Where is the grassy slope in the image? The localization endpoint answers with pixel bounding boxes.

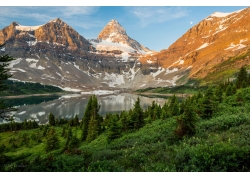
[2,89,250,171]
[200,50,250,85]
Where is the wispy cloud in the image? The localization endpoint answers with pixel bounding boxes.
[126,7,188,27]
[0,6,99,27]
[59,6,99,17]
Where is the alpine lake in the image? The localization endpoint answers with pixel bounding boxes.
[1,93,184,124]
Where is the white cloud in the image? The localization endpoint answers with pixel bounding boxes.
[0,7,99,26]
[127,7,188,27]
[190,21,193,24]
[60,6,99,17]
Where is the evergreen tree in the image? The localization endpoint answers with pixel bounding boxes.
[0,44,16,120]
[107,114,121,142]
[65,127,73,150]
[202,86,217,118]
[131,97,144,129]
[236,66,248,89]
[61,126,66,137]
[68,134,80,153]
[23,119,28,130]
[86,116,99,142]
[45,127,59,152]
[48,113,55,126]
[81,96,93,141]
[226,84,234,96]
[161,102,170,119]
[215,86,224,103]
[73,114,79,126]
[175,104,199,138]
[120,111,130,132]
[169,94,180,116]
[171,102,180,116]
[43,125,49,137]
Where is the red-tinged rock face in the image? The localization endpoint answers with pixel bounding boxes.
[139,7,250,81]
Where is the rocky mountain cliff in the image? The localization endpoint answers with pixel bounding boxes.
[1,7,250,92]
[0,19,162,91]
[139,7,250,85]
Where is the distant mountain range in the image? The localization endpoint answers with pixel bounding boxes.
[0,7,250,91]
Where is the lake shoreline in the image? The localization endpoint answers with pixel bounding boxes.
[1,92,69,99]
[133,92,192,98]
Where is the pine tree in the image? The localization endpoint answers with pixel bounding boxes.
[215,86,223,103]
[169,94,180,116]
[68,134,80,153]
[0,44,16,120]
[81,96,93,141]
[48,113,55,126]
[73,114,79,126]
[45,127,59,153]
[107,114,121,142]
[175,104,199,138]
[86,116,99,142]
[171,102,180,116]
[236,66,248,89]
[161,102,170,119]
[61,126,66,137]
[226,84,233,96]
[120,111,130,132]
[65,127,72,150]
[131,97,144,129]
[202,86,217,118]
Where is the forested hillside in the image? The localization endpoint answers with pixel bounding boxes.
[1,67,250,172]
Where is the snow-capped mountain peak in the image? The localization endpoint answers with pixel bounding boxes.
[89,19,153,61]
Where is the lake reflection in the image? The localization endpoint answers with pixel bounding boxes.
[5,93,168,124]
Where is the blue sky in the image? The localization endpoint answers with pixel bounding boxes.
[0,4,248,51]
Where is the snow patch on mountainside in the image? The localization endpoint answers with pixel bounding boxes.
[11,68,26,72]
[165,68,179,75]
[151,67,165,78]
[27,40,37,46]
[210,12,232,18]
[8,58,22,68]
[91,40,135,53]
[103,72,125,87]
[16,25,42,31]
[196,43,210,50]
[147,60,155,64]
[224,43,246,51]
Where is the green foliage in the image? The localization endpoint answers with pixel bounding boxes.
[2,66,250,172]
[236,66,248,89]
[86,116,99,142]
[175,104,199,138]
[131,97,144,129]
[81,96,93,141]
[0,44,16,120]
[0,80,64,96]
[202,86,218,118]
[48,113,55,126]
[45,128,59,153]
[107,114,121,142]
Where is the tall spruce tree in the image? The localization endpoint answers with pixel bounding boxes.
[86,115,99,142]
[0,44,16,120]
[107,114,121,142]
[45,127,59,152]
[81,96,93,141]
[175,104,199,138]
[131,97,144,129]
[48,113,55,126]
[236,66,248,89]
[202,86,217,118]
